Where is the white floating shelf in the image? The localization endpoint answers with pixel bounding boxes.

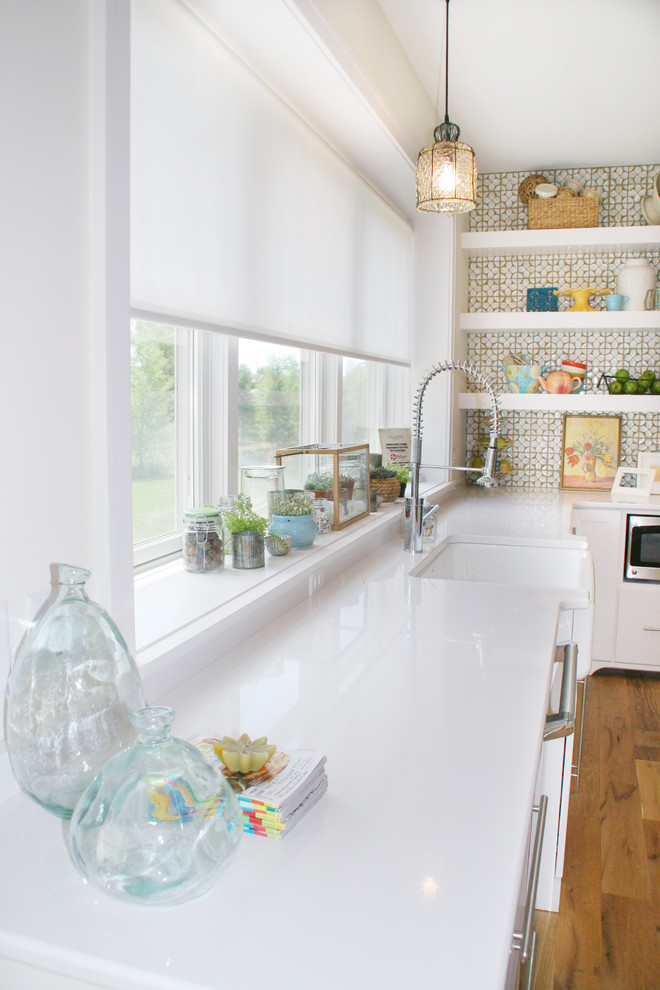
[459,311,660,333]
[461,225,660,258]
[459,393,660,413]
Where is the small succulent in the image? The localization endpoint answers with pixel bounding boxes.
[304,472,334,491]
[370,465,398,480]
[212,733,277,774]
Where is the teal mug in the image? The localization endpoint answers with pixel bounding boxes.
[606,294,627,311]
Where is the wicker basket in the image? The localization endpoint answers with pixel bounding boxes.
[518,174,547,203]
[528,196,599,230]
[370,477,400,502]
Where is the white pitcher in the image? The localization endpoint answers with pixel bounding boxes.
[616,258,656,311]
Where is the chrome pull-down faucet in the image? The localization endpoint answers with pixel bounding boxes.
[404,359,500,552]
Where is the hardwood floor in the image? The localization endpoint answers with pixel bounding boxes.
[533,668,660,990]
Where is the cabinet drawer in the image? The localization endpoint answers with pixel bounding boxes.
[614,584,660,668]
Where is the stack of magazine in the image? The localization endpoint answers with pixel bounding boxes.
[196,740,327,839]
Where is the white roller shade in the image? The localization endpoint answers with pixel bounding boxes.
[131,0,412,365]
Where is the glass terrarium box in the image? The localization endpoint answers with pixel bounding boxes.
[274,444,370,530]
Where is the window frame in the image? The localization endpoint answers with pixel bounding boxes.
[130,314,409,570]
[131,321,193,568]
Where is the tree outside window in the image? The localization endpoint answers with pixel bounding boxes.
[238,343,302,465]
[130,321,177,543]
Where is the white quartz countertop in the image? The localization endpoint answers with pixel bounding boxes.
[0,488,593,990]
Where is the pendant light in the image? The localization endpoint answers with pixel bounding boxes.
[416,0,477,213]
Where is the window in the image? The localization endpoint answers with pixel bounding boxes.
[342,358,368,444]
[342,357,410,452]
[130,320,191,563]
[131,318,410,567]
[238,340,304,466]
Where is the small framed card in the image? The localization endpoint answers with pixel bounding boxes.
[637,452,660,494]
[610,467,654,502]
[379,428,411,465]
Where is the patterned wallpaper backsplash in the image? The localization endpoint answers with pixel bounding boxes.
[469,163,659,232]
[465,162,660,489]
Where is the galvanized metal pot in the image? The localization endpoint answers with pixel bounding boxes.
[231,531,265,569]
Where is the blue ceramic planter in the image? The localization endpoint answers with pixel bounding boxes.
[269,513,317,549]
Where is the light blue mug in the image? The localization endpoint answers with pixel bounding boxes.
[606,294,627,311]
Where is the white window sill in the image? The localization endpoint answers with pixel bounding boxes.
[134,482,455,698]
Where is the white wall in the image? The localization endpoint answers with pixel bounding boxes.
[0,1,93,620]
[0,1,133,735]
[411,214,456,481]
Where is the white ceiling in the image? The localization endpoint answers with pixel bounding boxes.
[182,0,659,219]
[377,0,660,174]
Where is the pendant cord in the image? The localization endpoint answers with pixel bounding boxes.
[444,0,450,124]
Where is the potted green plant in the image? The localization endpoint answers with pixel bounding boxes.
[369,465,401,503]
[222,494,268,568]
[390,462,411,498]
[303,472,335,499]
[304,471,355,500]
[269,490,318,549]
[338,472,356,499]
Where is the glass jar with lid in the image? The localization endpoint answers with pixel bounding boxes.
[182,507,224,572]
[312,497,331,534]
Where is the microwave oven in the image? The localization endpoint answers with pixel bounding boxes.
[625,514,660,582]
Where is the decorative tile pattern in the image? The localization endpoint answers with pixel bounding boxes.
[470,163,660,232]
[465,163,660,489]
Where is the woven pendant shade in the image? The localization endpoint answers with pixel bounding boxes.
[415,0,477,214]
[416,139,477,213]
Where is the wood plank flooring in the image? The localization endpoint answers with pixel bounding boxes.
[533,668,660,990]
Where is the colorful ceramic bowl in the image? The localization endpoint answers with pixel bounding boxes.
[504,363,542,394]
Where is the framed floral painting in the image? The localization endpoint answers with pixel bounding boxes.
[561,415,621,491]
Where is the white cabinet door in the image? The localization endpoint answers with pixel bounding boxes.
[614,584,660,669]
[571,508,624,665]
[535,732,575,912]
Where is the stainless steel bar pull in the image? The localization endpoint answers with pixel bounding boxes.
[512,794,548,971]
[544,642,578,741]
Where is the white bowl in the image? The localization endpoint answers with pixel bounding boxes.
[535,183,558,199]
[560,177,584,196]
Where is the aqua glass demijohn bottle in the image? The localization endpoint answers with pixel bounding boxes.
[69,706,241,906]
[4,563,145,819]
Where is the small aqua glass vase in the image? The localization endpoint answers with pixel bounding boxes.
[69,707,241,906]
[269,513,318,549]
[5,563,145,819]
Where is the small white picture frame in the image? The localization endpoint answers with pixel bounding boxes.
[638,452,660,494]
[611,466,655,502]
[379,428,411,465]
